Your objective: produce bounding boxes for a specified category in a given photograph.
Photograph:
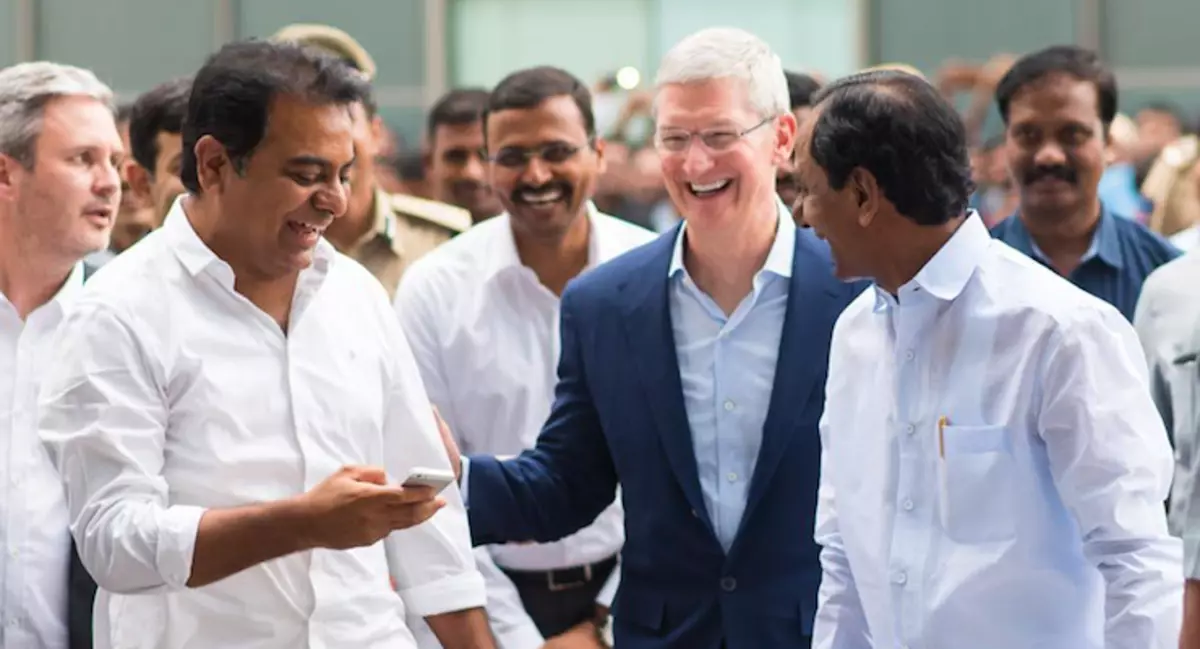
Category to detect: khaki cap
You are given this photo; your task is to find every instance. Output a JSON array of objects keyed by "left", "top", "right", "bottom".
[{"left": 270, "top": 23, "right": 376, "bottom": 81}]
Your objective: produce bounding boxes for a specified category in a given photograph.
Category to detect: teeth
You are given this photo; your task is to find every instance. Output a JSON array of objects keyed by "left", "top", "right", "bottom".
[
  {"left": 519, "top": 188, "right": 563, "bottom": 204},
  {"left": 689, "top": 180, "right": 731, "bottom": 193}
]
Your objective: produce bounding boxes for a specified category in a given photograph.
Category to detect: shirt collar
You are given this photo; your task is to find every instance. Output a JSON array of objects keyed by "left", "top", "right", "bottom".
[
  {"left": 484, "top": 200, "right": 612, "bottom": 283},
  {"left": 873, "top": 211, "right": 991, "bottom": 312},
  {"left": 667, "top": 199, "right": 795, "bottom": 280},
  {"left": 163, "top": 195, "right": 335, "bottom": 287},
  {"left": 358, "top": 187, "right": 403, "bottom": 257},
  {"left": 0, "top": 261, "right": 84, "bottom": 320},
  {"left": 1008, "top": 204, "right": 1123, "bottom": 271}
]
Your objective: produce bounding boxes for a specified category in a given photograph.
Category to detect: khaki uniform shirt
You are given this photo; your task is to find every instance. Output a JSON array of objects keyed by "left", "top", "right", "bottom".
[
  {"left": 343, "top": 187, "right": 471, "bottom": 298},
  {"left": 1143, "top": 135, "right": 1200, "bottom": 238}
]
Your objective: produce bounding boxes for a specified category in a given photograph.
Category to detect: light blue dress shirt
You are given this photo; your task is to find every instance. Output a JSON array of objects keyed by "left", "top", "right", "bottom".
[{"left": 667, "top": 204, "right": 795, "bottom": 552}]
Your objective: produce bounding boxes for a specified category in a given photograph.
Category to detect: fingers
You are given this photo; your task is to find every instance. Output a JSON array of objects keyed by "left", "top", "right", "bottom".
[
  {"left": 386, "top": 498, "right": 446, "bottom": 531},
  {"left": 359, "top": 483, "right": 438, "bottom": 506},
  {"left": 340, "top": 465, "right": 388, "bottom": 485}
]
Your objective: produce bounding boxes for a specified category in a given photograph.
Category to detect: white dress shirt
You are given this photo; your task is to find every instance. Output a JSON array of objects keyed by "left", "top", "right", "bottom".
[
  {"left": 38, "top": 199, "right": 485, "bottom": 649},
  {"left": 1133, "top": 250, "right": 1200, "bottom": 535},
  {"left": 813, "top": 213, "right": 1182, "bottom": 649},
  {"left": 395, "top": 206, "right": 653, "bottom": 647},
  {"left": 0, "top": 263, "right": 83, "bottom": 649}
]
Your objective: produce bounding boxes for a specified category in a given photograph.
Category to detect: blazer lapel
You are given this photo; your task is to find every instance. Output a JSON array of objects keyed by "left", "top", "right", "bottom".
[
  {"left": 731, "top": 230, "right": 842, "bottom": 553},
  {"left": 619, "top": 227, "right": 715, "bottom": 534}
]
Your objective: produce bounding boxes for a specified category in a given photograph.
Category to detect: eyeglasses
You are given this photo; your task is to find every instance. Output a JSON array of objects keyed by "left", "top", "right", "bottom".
[
  {"left": 483, "top": 141, "right": 591, "bottom": 169},
  {"left": 654, "top": 116, "right": 776, "bottom": 153}
]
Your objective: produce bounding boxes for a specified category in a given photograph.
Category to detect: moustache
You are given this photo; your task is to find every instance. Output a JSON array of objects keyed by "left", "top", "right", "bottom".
[
  {"left": 451, "top": 178, "right": 488, "bottom": 194},
  {"left": 1023, "top": 164, "right": 1077, "bottom": 186}
]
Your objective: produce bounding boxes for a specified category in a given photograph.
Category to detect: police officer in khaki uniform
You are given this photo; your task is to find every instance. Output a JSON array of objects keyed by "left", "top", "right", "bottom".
[
  {"left": 271, "top": 24, "right": 471, "bottom": 297},
  {"left": 1142, "top": 134, "right": 1200, "bottom": 241}
]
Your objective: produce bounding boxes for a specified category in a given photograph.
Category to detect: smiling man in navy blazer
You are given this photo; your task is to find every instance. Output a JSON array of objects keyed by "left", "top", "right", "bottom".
[{"left": 439, "top": 28, "right": 866, "bottom": 649}]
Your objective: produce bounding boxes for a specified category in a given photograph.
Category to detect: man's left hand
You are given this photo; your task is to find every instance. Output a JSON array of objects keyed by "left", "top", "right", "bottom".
[{"left": 541, "top": 621, "right": 607, "bottom": 649}]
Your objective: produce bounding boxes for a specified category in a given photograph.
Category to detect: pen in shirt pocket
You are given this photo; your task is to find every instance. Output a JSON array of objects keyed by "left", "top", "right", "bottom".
[{"left": 937, "top": 415, "right": 947, "bottom": 458}]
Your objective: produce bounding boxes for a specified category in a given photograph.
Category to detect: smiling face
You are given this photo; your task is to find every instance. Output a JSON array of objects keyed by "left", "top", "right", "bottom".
[
  {"left": 485, "top": 94, "right": 603, "bottom": 242},
  {"left": 199, "top": 94, "right": 355, "bottom": 279},
  {"left": 428, "top": 120, "right": 500, "bottom": 222},
  {"left": 791, "top": 107, "right": 876, "bottom": 282},
  {"left": 654, "top": 77, "right": 795, "bottom": 230},
  {"left": 1, "top": 95, "right": 122, "bottom": 262},
  {"left": 1003, "top": 72, "right": 1108, "bottom": 223}
]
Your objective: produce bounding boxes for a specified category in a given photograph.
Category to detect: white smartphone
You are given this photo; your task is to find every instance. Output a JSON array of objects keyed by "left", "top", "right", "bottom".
[{"left": 401, "top": 467, "right": 456, "bottom": 493}]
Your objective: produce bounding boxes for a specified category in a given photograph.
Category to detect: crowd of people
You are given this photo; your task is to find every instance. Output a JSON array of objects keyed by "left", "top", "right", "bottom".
[{"left": 1, "top": 16, "right": 1200, "bottom": 649}]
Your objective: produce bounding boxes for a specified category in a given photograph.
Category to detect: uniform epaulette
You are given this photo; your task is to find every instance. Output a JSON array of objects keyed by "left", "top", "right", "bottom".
[{"left": 389, "top": 193, "right": 472, "bottom": 234}]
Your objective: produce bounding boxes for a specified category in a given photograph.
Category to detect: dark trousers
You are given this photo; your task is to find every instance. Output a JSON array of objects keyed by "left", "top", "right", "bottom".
[
  {"left": 67, "top": 540, "right": 97, "bottom": 649},
  {"left": 499, "top": 555, "right": 617, "bottom": 638}
]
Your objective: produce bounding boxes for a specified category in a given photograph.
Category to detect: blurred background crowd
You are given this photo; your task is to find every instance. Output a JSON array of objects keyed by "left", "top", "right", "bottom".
[{"left": 5, "top": 0, "right": 1196, "bottom": 249}]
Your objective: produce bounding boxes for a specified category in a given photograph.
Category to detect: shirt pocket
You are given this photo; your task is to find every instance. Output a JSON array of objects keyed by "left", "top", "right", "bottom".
[{"left": 937, "top": 424, "right": 1016, "bottom": 544}]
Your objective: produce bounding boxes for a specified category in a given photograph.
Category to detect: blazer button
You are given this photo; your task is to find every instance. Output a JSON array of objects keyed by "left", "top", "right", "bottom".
[
  {"left": 720, "top": 577, "right": 737, "bottom": 592},
  {"left": 691, "top": 509, "right": 699, "bottom": 518}
]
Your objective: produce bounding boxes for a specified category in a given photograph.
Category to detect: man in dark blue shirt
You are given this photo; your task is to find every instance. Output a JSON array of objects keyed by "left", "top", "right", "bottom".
[{"left": 989, "top": 45, "right": 1179, "bottom": 321}]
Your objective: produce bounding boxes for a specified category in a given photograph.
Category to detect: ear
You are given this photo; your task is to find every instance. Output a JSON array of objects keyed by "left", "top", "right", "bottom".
[
  {"left": 125, "top": 161, "right": 154, "bottom": 204},
  {"left": 192, "top": 135, "right": 231, "bottom": 194},
  {"left": 0, "top": 153, "right": 23, "bottom": 202},
  {"left": 592, "top": 136, "right": 608, "bottom": 176},
  {"left": 772, "top": 112, "right": 799, "bottom": 167},
  {"left": 1103, "top": 125, "right": 1117, "bottom": 165},
  {"left": 369, "top": 114, "right": 385, "bottom": 149},
  {"left": 848, "top": 167, "right": 881, "bottom": 228}
]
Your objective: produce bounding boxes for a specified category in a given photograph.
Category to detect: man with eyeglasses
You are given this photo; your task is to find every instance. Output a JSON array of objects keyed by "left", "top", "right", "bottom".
[
  {"left": 396, "top": 66, "right": 654, "bottom": 649},
  {"left": 272, "top": 23, "right": 472, "bottom": 298},
  {"left": 423, "top": 29, "right": 869, "bottom": 649}
]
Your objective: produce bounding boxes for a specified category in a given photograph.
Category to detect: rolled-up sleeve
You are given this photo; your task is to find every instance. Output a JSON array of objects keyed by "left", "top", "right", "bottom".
[
  {"left": 381, "top": 316, "right": 486, "bottom": 617},
  {"left": 1038, "top": 307, "right": 1183, "bottom": 649},
  {"left": 38, "top": 302, "right": 205, "bottom": 595}
]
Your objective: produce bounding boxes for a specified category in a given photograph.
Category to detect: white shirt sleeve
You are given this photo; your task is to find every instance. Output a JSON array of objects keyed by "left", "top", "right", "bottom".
[
  {"left": 393, "top": 265, "right": 463, "bottom": 443},
  {"left": 381, "top": 313, "right": 486, "bottom": 618},
  {"left": 1037, "top": 307, "right": 1183, "bottom": 649},
  {"left": 811, "top": 411, "right": 872, "bottom": 649},
  {"left": 475, "top": 548, "right": 545, "bottom": 649},
  {"left": 38, "top": 303, "right": 205, "bottom": 595}
]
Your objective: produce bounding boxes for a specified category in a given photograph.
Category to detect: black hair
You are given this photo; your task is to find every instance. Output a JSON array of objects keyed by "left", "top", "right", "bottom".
[
  {"left": 391, "top": 150, "right": 426, "bottom": 182},
  {"left": 483, "top": 66, "right": 594, "bottom": 145},
  {"left": 180, "top": 39, "right": 370, "bottom": 193},
  {"left": 995, "top": 45, "right": 1117, "bottom": 128},
  {"left": 129, "top": 76, "right": 191, "bottom": 176},
  {"left": 426, "top": 87, "right": 489, "bottom": 142},
  {"left": 810, "top": 70, "right": 974, "bottom": 226},
  {"left": 784, "top": 71, "right": 822, "bottom": 110}
]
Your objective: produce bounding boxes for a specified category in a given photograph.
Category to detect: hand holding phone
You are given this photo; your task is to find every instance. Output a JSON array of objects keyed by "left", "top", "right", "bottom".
[{"left": 401, "top": 467, "right": 456, "bottom": 493}]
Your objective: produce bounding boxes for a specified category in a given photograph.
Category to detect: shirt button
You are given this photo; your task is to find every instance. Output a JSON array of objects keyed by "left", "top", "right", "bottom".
[
  {"left": 904, "top": 349, "right": 915, "bottom": 361},
  {"left": 905, "top": 423, "right": 915, "bottom": 435},
  {"left": 726, "top": 472, "right": 738, "bottom": 483},
  {"left": 723, "top": 399, "right": 736, "bottom": 412},
  {"left": 720, "top": 577, "right": 737, "bottom": 592},
  {"left": 892, "top": 570, "right": 907, "bottom": 585},
  {"left": 902, "top": 499, "right": 914, "bottom": 512}
]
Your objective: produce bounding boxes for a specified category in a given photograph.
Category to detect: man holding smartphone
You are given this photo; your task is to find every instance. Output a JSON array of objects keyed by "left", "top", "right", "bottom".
[{"left": 38, "top": 40, "right": 493, "bottom": 649}]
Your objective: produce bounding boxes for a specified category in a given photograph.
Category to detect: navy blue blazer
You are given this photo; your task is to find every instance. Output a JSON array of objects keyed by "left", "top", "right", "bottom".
[{"left": 466, "top": 225, "right": 866, "bottom": 649}]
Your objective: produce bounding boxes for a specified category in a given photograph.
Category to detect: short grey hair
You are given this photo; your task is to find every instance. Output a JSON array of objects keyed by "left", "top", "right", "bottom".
[
  {"left": 654, "top": 27, "right": 790, "bottom": 120},
  {"left": 0, "top": 61, "right": 114, "bottom": 168}
]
